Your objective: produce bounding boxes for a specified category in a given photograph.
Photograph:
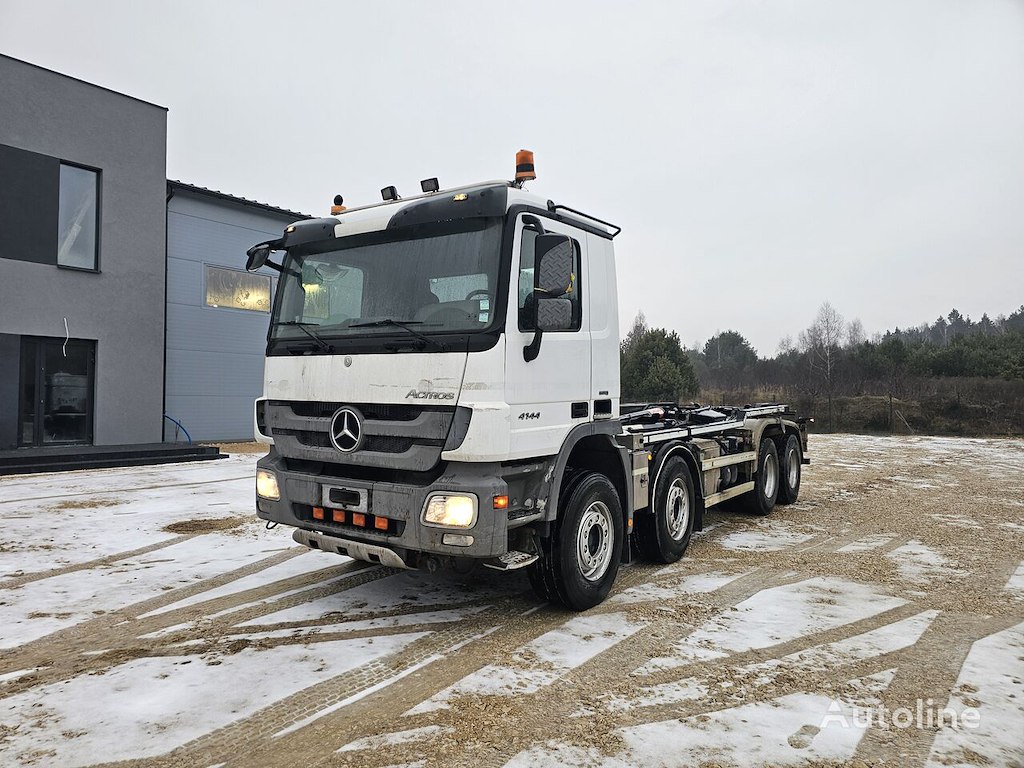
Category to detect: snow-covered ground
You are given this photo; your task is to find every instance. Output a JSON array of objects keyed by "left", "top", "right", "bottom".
[{"left": 0, "top": 435, "right": 1022, "bottom": 768}]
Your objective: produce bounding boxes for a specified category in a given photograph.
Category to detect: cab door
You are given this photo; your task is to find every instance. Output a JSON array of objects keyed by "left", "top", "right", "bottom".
[{"left": 504, "top": 213, "right": 592, "bottom": 459}]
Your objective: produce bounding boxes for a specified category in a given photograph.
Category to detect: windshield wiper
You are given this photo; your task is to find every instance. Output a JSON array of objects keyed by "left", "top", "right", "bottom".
[
  {"left": 348, "top": 319, "right": 448, "bottom": 351},
  {"left": 276, "top": 321, "right": 332, "bottom": 351}
]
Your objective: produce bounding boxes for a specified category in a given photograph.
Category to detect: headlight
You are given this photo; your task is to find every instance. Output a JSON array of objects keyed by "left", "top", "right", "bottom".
[
  {"left": 422, "top": 494, "right": 477, "bottom": 528},
  {"left": 256, "top": 470, "right": 280, "bottom": 500}
]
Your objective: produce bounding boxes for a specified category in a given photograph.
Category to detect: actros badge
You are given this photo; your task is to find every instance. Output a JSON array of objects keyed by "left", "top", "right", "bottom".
[{"left": 406, "top": 389, "right": 455, "bottom": 400}]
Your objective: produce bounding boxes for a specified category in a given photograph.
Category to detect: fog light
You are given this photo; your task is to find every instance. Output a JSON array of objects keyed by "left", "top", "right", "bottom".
[
  {"left": 443, "top": 533, "right": 474, "bottom": 547},
  {"left": 422, "top": 494, "right": 477, "bottom": 528},
  {"left": 256, "top": 470, "right": 280, "bottom": 500}
]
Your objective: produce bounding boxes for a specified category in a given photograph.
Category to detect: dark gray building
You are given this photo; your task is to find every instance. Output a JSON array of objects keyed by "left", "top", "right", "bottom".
[
  {"left": 0, "top": 54, "right": 168, "bottom": 450},
  {"left": 164, "top": 182, "right": 304, "bottom": 442}
]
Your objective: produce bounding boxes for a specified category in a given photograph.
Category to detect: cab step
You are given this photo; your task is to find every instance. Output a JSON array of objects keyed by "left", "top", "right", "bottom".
[{"left": 482, "top": 551, "right": 539, "bottom": 571}]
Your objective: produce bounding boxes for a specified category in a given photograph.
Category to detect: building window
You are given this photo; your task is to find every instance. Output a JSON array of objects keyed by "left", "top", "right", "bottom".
[
  {"left": 57, "top": 163, "right": 100, "bottom": 270},
  {"left": 205, "top": 265, "right": 272, "bottom": 312}
]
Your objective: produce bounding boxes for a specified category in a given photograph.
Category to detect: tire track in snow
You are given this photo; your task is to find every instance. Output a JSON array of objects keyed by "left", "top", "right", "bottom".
[
  {"left": 0, "top": 533, "right": 195, "bottom": 589},
  {"left": 0, "top": 474, "right": 253, "bottom": 504},
  {"left": 189, "top": 558, "right": 697, "bottom": 768},
  {"left": 0, "top": 551, "right": 383, "bottom": 693},
  {"left": 851, "top": 612, "right": 1016, "bottom": 766},
  {"left": 127, "top": 591, "right": 542, "bottom": 768}
]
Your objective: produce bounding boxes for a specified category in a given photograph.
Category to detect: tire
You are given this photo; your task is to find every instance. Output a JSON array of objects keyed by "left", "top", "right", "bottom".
[
  {"left": 737, "top": 437, "right": 779, "bottom": 516},
  {"left": 528, "top": 472, "right": 623, "bottom": 610},
  {"left": 775, "top": 434, "right": 802, "bottom": 505},
  {"left": 528, "top": 469, "right": 584, "bottom": 604},
  {"left": 635, "top": 456, "right": 695, "bottom": 563}
]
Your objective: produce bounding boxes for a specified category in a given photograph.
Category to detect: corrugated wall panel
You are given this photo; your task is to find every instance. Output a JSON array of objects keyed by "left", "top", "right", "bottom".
[
  {"left": 165, "top": 348, "right": 265, "bottom": 398},
  {"left": 166, "top": 256, "right": 202, "bottom": 306},
  {"left": 164, "top": 394, "right": 258, "bottom": 443},
  {"left": 164, "top": 193, "right": 293, "bottom": 442},
  {"left": 165, "top": 302, "right": 271, "bottom": 354}
]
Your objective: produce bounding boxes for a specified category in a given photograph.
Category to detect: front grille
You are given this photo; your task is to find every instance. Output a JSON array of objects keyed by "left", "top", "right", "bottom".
[
  {"left": 275, "top": 428, "right": 331, "bottom": 448},
  {"left": 271, "top": 430, "right": 430, "bottom": 454},
  {"left": 288, "top": 402, "right": 341, "bottom": 419},
  {"left": 363, "top": 404, "right": 429, "bottom": 421},
  {"left": 366, "top": 435, "right": 421, "bottom": 453},
  {"left": 265, "top": 399, "right": 456, "bottom": 473},
  {"left": 287, "top": 401, "right": 440, "bottom": 421}
]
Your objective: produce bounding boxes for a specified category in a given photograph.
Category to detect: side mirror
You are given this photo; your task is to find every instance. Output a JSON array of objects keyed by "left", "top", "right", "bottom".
[
  {"left": 533, "top": 234, "right": 575, "bottom": 332},
  {"left": 534, "top": 234, "right": 574, "bottom": 295},
  {"left": 245, "top": 242, "right": 273, "bottom": 272},
  {"left": 536, "top": 298, "right": 573, "bottom": 331},
  {"left": 524, "top": 234, "right": 575, "bottom": 362}
]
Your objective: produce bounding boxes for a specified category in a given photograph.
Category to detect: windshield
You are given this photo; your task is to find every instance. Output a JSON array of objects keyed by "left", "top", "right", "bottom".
[{"left": 270, "top": 219, "right": 502, "bottom": 350}]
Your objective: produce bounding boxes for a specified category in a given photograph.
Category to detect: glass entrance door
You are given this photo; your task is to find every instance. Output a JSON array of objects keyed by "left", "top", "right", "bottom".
[{"left": 18, "top": 337, "right": 95, "bottom": 446}]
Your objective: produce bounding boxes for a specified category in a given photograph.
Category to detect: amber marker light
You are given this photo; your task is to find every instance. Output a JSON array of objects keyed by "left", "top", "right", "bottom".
[
  {"left": 351, "top": 513, "right": 367, "bottom": 527},
  {"left": 493, "top": 495, "right": 509, "bottom": 510},
  {"left": 374, "top": 516, "right": 389, "bottom": 531},
  {"left": 312, "top": 506, "right": 325, "bottom": 520}
]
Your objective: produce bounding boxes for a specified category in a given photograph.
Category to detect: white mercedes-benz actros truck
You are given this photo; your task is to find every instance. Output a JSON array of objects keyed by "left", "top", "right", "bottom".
[{"left": 247, "top": 151, "right": 809, "bottom": 610}]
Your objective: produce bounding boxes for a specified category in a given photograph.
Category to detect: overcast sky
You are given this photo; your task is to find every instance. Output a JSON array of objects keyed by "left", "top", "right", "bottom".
[{"left": 2, "top": 0, "right": 1022, "bottom": 354}]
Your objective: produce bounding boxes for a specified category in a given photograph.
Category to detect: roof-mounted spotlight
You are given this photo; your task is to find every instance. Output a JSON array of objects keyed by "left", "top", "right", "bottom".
[
  {"left": 381, "top": 186, "right": 400, "bottom": 202},
  {"left": 330, "top": 194, "right": 346, "bottom": 215},
  {"left": 420, "top": 177, "right": 440, "bottom": 193}
]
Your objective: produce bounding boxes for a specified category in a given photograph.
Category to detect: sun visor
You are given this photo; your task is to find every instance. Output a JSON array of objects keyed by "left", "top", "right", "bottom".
[{"left": 387, "top": 184, "right": 508, "bottom": 230}]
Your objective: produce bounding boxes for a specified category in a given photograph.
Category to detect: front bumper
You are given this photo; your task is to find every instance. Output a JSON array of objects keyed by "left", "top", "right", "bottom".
[{"left": 255, "top": 450, "right": 512, "bottom": 564}]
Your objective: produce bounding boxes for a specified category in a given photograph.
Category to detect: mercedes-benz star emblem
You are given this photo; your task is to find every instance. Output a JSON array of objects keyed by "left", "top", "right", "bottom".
[{"left": 329, "top": 407, "right": 363, "bottom": 453}]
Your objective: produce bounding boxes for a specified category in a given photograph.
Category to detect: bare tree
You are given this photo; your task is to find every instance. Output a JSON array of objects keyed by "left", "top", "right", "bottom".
[
  {"left": 845, "top": 318, "right": 866, "bottom": 348},
  {"left": 800, "top": 302, "right": 846, "bottom": 431}
]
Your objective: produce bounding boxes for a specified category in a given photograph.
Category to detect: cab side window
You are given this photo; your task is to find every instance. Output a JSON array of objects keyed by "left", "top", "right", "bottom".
[{"left": 517, "top": 225, "right": 582, "bottom": 332}]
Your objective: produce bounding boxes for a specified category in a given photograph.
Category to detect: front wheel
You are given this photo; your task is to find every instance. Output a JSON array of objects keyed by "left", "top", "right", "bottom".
[
  {"left": 635, "top": 456, "right": 695, "bottom": 563},
  {"left": 528, "top": 472, "right": 623, "bottom": 610}
]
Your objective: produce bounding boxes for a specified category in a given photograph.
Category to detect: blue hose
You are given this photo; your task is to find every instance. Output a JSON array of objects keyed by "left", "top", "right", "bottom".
[{"left": 163, "top": 414, "right": 193, "bottom": 445}]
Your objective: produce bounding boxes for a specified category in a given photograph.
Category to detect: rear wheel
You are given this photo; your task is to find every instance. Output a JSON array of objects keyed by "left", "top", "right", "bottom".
[
  {"left": 776, "top": 434, "right": 802, "bottom": 505},
  {"left": 737, "top": 437, "right": 779, "bottom": 516},
  {"left": 636, "top": 456, "right": 695, "bottom": 563},
  {"left": 528, "top": 472, "right": 623, "bottom": 610}
]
